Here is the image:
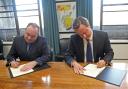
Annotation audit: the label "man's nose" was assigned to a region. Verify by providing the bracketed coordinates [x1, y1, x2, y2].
[83, 34, 86, 38]
[28, 36, 32, 40]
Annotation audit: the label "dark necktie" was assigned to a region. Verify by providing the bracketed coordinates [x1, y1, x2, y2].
[27, 44, 32, 52]
[86, 41, 93, 62]
[27, 44, 30, 52]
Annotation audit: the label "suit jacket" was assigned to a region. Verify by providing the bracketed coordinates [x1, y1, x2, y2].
[0, 39, 4, 59]
[65, 30, 114, 65]
[7, 36, 49, 65]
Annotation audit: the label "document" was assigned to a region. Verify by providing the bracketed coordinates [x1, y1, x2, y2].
[81, 64, 105, 78]
[9, 64, 34, 77]
[9, 63, 50, 78]
[81, 64, 127, 86]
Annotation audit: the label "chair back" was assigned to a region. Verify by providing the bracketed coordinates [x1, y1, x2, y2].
[60, 38, 70, 55]
[0, 40, 4, 60]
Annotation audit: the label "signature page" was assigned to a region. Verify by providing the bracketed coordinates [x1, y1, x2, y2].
[81, 64, 105, 78]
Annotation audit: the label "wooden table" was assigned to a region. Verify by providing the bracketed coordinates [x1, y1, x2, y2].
[0, 60, 128, 89]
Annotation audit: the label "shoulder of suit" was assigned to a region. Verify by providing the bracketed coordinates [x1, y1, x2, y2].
[70, 34, 83, 42]
[37, 36, 47, 42]
[93, 30, 107, 35]
[71, 34, 81, 39]
[38, 36, 46, 39]
[93, 30, 108, 39]
[14, 36, 23, 41]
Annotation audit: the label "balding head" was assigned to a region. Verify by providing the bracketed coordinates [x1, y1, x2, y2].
[24, 23, 39, 43]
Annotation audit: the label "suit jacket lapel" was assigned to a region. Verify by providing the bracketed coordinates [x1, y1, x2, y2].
[22, 37, 28, 53]
[79, 37, 84, 58]
[76, 35, 84, 60]
[93, 31, 97, 61]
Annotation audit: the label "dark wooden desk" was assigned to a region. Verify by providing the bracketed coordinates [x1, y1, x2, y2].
[0, 60, 128, 89]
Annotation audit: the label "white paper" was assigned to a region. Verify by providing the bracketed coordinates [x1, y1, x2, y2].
[10, 64, 34, 77]
[81, 64, 105, 78]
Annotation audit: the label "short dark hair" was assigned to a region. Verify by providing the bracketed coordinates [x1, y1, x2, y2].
[72, 16, 90, 29]
[26, 23, 39, 30]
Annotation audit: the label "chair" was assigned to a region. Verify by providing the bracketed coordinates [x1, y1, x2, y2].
[48, 49, 53, 61]
[0, 40, 4, 60]
[55, 38, 70, 61]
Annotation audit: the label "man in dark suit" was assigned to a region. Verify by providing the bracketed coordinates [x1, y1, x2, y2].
[0, 39, 4, 59]
[7, 23, 49, 71]
[65, 16, 114, 74]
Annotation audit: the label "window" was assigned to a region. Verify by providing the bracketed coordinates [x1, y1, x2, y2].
[93, 0, 128, 39]
[0, 0, 17, 41]
[0, 0, 43, 41]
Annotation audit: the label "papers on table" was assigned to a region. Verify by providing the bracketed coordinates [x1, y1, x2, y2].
[9, 63, 50, 78]
[81, 64, 127, 86]
[81, 64, 105, 78]
[9, 64, 34, 77]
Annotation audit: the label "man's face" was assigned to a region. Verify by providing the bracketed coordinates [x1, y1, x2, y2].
[75, 24, 92, 40]
[24, 26, 38, 43]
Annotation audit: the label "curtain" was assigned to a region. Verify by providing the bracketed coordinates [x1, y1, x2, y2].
[40, 0, 93, 61]
[75, 0, 93, 27]
[41, 0, 60, 61]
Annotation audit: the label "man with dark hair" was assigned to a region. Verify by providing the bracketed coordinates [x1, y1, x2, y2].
[7, 23, 49, 71]
[65, 16, 114, 74]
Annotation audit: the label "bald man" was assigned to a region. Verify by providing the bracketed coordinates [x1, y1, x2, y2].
[7, 23, 49, 71]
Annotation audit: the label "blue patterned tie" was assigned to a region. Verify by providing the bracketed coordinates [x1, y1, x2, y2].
[86, 41, 93, 62]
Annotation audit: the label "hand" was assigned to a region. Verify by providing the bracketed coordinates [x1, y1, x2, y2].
[10, 61, 20, 68]
[97, 60, 106, 68]
[71, 60, 84, 74]
[20, 61, 37, 71]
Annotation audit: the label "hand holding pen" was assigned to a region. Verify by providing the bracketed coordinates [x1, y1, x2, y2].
[10, 59, 20, 68]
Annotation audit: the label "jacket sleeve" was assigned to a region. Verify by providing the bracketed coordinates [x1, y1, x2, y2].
[6, 38, 18, 62]
[35, 38, 50, 65]
[65, 36, 75, 65]
[0, 40, 4, 59]
[103, 32, 114, 63]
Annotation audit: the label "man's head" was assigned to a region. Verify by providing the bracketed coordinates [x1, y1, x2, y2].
[72, 16, 92, 40]
[24, 23, 39, 43]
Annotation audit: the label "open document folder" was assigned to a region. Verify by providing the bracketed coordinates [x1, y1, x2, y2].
[8, 63, 50, 78]
[81, 64, 105, 78]
[9, 64, 34, 77]
[81, 64, 127, 86]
